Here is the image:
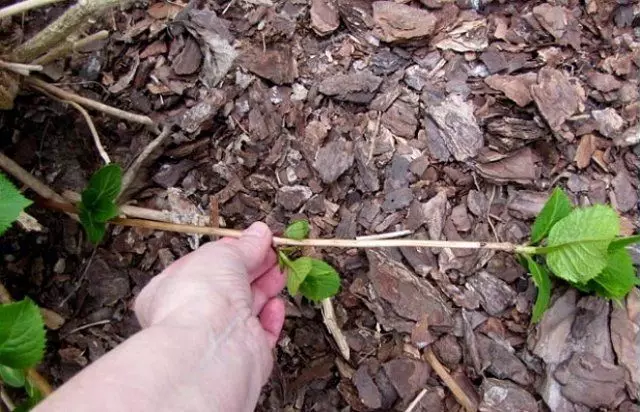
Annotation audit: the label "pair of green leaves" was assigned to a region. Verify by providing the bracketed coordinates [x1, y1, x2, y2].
[521, 188, 640, 323]
[0, 173, 32, 236]
[279, 220, 341, 301]
[78, 164, 122, 244]
[0, 299, 46, 410]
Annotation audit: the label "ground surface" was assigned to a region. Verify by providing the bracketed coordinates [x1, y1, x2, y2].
[1, 0, 639, 411]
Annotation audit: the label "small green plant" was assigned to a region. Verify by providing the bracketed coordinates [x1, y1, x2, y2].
[0, 299, 46, 410]
[77, 164, 122, 244]
[278, 220, 341, 301]
[518, 188, 640, 322]
[0, 172, 32, 235]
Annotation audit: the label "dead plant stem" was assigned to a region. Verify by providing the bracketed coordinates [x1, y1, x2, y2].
[112, 217, 520, 251]
[424, 348, 477, 412]
[119, 125, 171, 199]
[26, 77, 156, 128]
[0, 60, 42, 76]
[0, 0, 64, 20]
[11, 0, 131, 62]
[33, 30, 110, 66]
[64, 100, 111, 164]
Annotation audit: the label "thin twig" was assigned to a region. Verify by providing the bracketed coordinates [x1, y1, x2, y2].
[64, 100, 110, 164]
[0, 152, 66, 202]
[356, 229, 413, 240]
[321, 299, 350, 360]
[0, 156, 523, 253]
[33, 30, 110, 66]
[423, 348, 478, 412]
[62, 319, 111, 338]
[404, 388, 427, 412]
[58, 246, 98, 307]
[0, 60, 42, 76]
[11, 0, 131, 63]
[25, 77, 156, 128]
[111, 217, 520, 251]
[119, 125, 171, 199]
[0, 0, 64, 20]
[0, 387, 15, 411]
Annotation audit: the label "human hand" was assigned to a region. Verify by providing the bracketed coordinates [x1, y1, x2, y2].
[36, 223, 285, 412]
[134, 222, 286, 410]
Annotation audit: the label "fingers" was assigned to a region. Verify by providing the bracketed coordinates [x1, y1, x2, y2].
[259, 298, 285, 348]
[251, 265, 286, 315]
[226, 222, 277, 282]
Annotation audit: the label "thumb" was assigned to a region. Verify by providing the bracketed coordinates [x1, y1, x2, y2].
[229, 222, 275, 278]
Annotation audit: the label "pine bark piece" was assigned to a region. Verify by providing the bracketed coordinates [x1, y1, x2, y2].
[372, 1, 437, 42]
[318, 71, 382, 103]
[425, 94, 483, 161]
[530, 67, 582, 131]
[310, 0, 340, 35]
[484, 73, 536, 107]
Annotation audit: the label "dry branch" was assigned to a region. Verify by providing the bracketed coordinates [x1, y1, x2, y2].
[0, 60, 42, 76]
[12, 0, 131, 63]
[26, 77, 156, 128]
[0, 152, 66, 203]
[64, 100, 110, 164]
[423, 348, 478, 412]
[33, 30, 110, 66]
[0, 0, 64, 20]
[119, 125, 172, 199]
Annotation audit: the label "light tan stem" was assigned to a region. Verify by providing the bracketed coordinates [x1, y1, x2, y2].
[26, 77, 155, 128]
[0, 387, 15, 411]
[119, 125, 171, 199]
[0, 152, 520, 252]
[33, 30, 110, 66]
[64, 100, 110, 164]
[0, 152, 66, 202]
[423, 349, 478, 412]
[0, 60, 42, 76]
[321, 299, 350, 360]
[11, 0, 130, 63]
[0, 0, 64, 20]
[112, 217, 518, 251]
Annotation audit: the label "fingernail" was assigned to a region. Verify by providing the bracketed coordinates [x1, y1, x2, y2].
[244, 222, 269, 237]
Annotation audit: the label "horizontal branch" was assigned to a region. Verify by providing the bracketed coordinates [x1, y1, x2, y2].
[33, 30, 110, 66]
[12, 0, 129, 63]
[0, 0, 64, 20]
[113, 217, 519, 251]
[26, 77, 156, 128]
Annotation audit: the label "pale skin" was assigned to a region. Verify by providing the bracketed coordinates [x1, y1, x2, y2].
[35, 222, 286, 412]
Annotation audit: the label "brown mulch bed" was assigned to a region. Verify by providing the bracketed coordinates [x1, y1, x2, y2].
[1, 0, 639, 411]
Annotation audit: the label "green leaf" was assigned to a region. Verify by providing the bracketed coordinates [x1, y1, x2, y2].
[0, 173, 32, 236]
[91, 202, 120, 222]
[545, 205, 620, 283]
[79, 164, 122, 243]
[298, 258, 341, 301]
[530, 187, 573, 244]
[609, 234, 640, 252]
[83, 164, 122, 206]
[286, 257, 313, 296]
[0, 365, 25, 388]
[284, 220, 310, 240]
[524, 256, 552, 323]
[78, 204, 107, 244]
[0, 299, 46, 369]
[587, 248, 639, 300]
